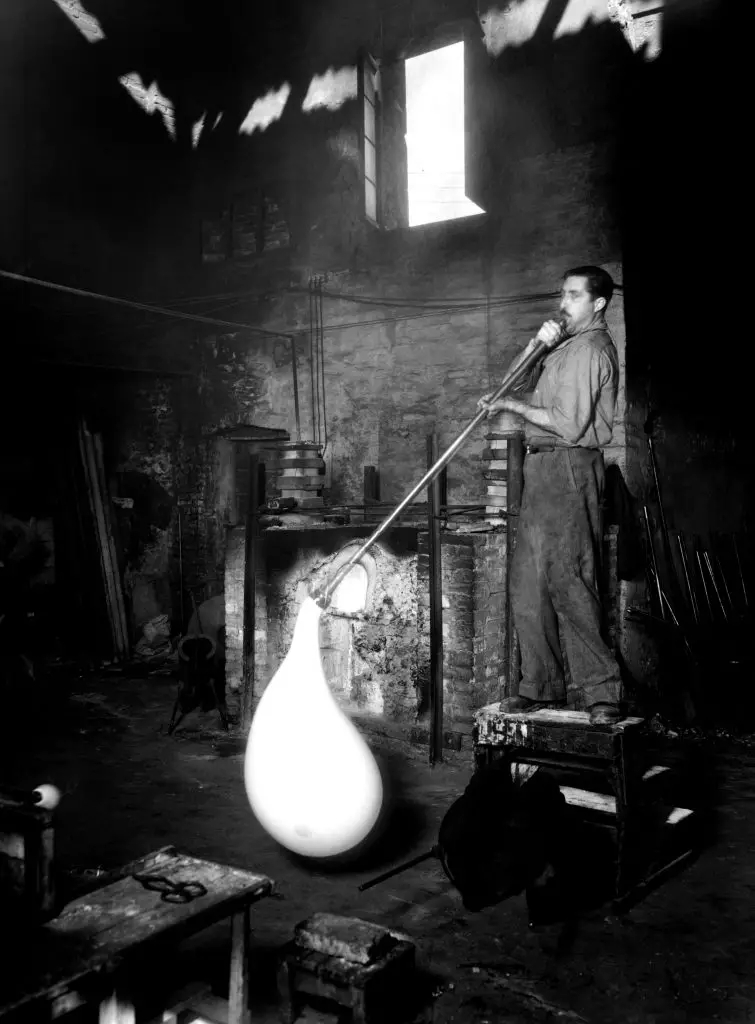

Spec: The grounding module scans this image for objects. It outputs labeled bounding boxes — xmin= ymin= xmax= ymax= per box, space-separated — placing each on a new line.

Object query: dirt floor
xmin=3 ymin=672 xmax=755 ymax=1024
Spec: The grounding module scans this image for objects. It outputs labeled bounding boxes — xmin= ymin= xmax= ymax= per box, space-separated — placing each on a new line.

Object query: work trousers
xmin=510 ymin=447 xmax=621 ymax=708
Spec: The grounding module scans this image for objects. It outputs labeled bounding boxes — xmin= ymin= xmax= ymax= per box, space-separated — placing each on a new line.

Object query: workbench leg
xmin=99 ymin=991 xmax=136 ymax=1024
xmin=229 ymin=907 xmax=251 ymax=1024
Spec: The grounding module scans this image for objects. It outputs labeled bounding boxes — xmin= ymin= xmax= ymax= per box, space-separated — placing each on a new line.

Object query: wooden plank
xmin=0 ymin=852 xmax=273 ymax=1018
xmin=666 ymin=807 xmax=694 ymax=825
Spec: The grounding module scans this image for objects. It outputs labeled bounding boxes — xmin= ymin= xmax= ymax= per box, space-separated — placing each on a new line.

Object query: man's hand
xmin=477 ymin=394 xmax=524 ymax=418
xmin=535 ymin=319 xmax=566 ymax=349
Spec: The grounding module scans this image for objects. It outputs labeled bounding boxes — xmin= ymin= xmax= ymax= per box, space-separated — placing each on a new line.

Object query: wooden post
xmin=229 ymin=907 xmax=251 ymax=1024
xmin=242 ymin=454 xmax=260 ymax=730
xmin=427 ymin=434 xmax=444 ymax=766
xmin=505 ymin=433 xmax=525 ymax=698
xmin=363 ymin=465 xmax=380 ymax=503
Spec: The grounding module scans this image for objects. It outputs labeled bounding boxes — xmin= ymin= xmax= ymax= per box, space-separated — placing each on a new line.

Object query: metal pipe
xmin=428 ymin=433 xmax=444 ymax=767
xmin=733 ymin=534 xmax=749 ymax=610
xmin=315 ymin=337 xmax=554 ymax=607
xmin=711 ymin=536 xmax=734 ymax=615
xmin=648 ymin=436 xmax=672 ymax=561
xmin=358 ymin=847 xmax=439 ymax=891
xmin=677 ymin=533 xmax=699 ymax=625
xmin=290 ymin=336 xmax=301 ymax=441
xmin=703 ymin=551 xmax=729 ymax=622
xmin=643 ymin=505 xmax=666 ymax=621
xmin=695 ymin=546 xmax=715 ymax=621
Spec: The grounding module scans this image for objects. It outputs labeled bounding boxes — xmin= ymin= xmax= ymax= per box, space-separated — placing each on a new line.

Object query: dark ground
xmin=3 ymin=673 xmax=755 ymax=1024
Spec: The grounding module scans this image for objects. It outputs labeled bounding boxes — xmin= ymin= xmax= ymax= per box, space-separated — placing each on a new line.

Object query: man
xmin=479 ymin=266 xmax=622 ymax=726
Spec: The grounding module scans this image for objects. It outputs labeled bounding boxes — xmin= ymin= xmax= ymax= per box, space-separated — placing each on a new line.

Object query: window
xmin=361 ymin=54 xmax=380 ymax=225
xmin=404 ymin=41 xmax=485 ymax=227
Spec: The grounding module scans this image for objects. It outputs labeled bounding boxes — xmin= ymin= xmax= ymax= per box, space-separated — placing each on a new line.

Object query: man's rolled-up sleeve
xmin=546 ymin=344 xmax=607 ymax=445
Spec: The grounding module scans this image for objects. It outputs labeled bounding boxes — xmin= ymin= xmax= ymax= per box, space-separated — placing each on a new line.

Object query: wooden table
xmin=0 ymin=846 xmax=273 ymax=1024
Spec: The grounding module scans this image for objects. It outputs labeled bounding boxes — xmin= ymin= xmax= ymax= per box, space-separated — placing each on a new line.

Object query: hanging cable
xmin=0 ymin=269 xmax=293 ymax=340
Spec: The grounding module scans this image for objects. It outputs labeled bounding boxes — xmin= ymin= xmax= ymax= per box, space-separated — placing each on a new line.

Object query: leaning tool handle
xmin=315 ymin=329 xmax=562 ymax=609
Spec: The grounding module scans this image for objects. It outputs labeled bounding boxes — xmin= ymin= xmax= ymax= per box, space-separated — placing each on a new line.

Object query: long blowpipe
xmin=315 ymin=337 xmax=556 ymax=608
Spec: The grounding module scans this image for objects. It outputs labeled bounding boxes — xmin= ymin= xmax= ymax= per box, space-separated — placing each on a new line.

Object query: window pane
xmin=364 ymin=99 xmax=375 ymax=143
xmin=364 ymin=140 xmax=376 ymax=182
xmin=365 ymin=180 xmax=377 ymax=222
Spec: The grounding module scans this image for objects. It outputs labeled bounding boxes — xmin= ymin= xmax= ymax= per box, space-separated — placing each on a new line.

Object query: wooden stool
xmin=473 ymin=704 xmax=699 ymax=912
xmin=277 ymin=914 xmax=416 ymax=1024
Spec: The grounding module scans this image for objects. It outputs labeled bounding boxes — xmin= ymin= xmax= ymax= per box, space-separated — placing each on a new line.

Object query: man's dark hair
xmin=564 ymin=265 xmax=615 ymax=305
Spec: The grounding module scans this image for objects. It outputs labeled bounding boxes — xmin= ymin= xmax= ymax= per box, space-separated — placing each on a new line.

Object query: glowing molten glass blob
xmin=244 ymin=597 xmax=383 ymax=858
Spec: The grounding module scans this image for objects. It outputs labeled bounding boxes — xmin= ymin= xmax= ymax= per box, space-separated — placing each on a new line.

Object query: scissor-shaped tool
xmin=132 ymin=872 xmax=208 ymax=904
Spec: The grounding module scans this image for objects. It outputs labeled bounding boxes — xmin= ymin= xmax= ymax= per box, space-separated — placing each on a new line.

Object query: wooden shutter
xmin=376 ymin=55 xmax=408 ymax=230
xmin=464 ymin=22 xmax=495 ymax=212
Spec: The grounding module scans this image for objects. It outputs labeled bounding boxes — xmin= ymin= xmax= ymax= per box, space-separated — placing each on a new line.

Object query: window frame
xmin=359 ymin=50 xmax=382 ymax=227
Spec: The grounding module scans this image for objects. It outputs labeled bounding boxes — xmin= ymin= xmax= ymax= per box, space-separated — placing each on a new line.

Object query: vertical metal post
xmin=505 ymin=432 xmax=525 ymax=697
xmin=427 ymin=433 xmax=444 ymax=766
xmin=242 ymin=454 xmax=260 ymax=730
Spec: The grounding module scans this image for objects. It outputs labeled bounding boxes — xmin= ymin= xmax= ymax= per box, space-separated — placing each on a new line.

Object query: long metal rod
xmin=643 ymin=505 xmax=665 ymax=621
xmin=733 ymin=534 xmax=749 ymax=610
xmin=358 ymin=847 xmax=439 ymax=891
xmin=695 ymin=546 xmax=715 ymax=621
xmin=316 ymin=338 xmax=552 ymax=607
xmin=428 ymin=433 xmax=444 ymax=767
xmin=648 ymin=436 xmax=672 ymax=561
xmin=290 ymin=336 xmax=301 ymax=441
xmin=703 ymin=551 xmax=729 ymax=622
xmin=677 ymin=533 xmax=699 ymax=625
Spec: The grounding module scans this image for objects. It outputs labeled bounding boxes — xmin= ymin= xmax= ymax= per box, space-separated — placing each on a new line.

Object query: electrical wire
xmin=0 ymin=269 xmax=293 ymax=340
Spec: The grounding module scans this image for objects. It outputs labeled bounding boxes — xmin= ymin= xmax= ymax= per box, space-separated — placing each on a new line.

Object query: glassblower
xmin=243 ymin=321 xmax=610 ymax=912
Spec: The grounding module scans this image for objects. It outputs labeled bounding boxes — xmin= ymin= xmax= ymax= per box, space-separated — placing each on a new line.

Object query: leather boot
xmin=588 ymin=702 xmax=622 ymax=726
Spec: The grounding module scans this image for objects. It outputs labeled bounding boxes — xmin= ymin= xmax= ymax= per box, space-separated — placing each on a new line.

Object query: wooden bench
xmin=0 ymin=846 xmax=273 ymax=1024
xmin=474 ymin=704 xmax=700 ymax=912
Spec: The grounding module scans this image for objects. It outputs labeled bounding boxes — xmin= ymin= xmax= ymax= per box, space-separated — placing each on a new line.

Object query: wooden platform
xmin=0 ymin=846 xmax=274 ymax=1024
xmin=473 ymin=703 xmax=700 ymax=912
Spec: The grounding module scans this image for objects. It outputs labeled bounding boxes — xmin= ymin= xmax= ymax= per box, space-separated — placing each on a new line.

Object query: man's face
xmin=559 ymin=275 xmax=605 ymax=335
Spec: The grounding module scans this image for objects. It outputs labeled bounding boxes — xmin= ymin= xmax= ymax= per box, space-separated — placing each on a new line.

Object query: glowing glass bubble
xmin=244 ymin=597 xmax=383 ymax=858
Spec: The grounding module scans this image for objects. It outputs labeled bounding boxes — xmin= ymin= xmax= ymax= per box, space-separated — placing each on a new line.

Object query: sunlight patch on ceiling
xmin=405 ymin=42 xmax=485 ymax=228
xmin=51 ymin=0 xmax=105 ymax=43
xmin=480 ymin=0 xmax=663 ymax=61
xmin=192 ymin=114 xmax=206 ymax=148
xmin=118 ymin=73 xmax=176 ymax=140
xmin=302 ymin=67 xmax=359 ymax=113
xmin=239 ymin=85 xmax=292 ymax=136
